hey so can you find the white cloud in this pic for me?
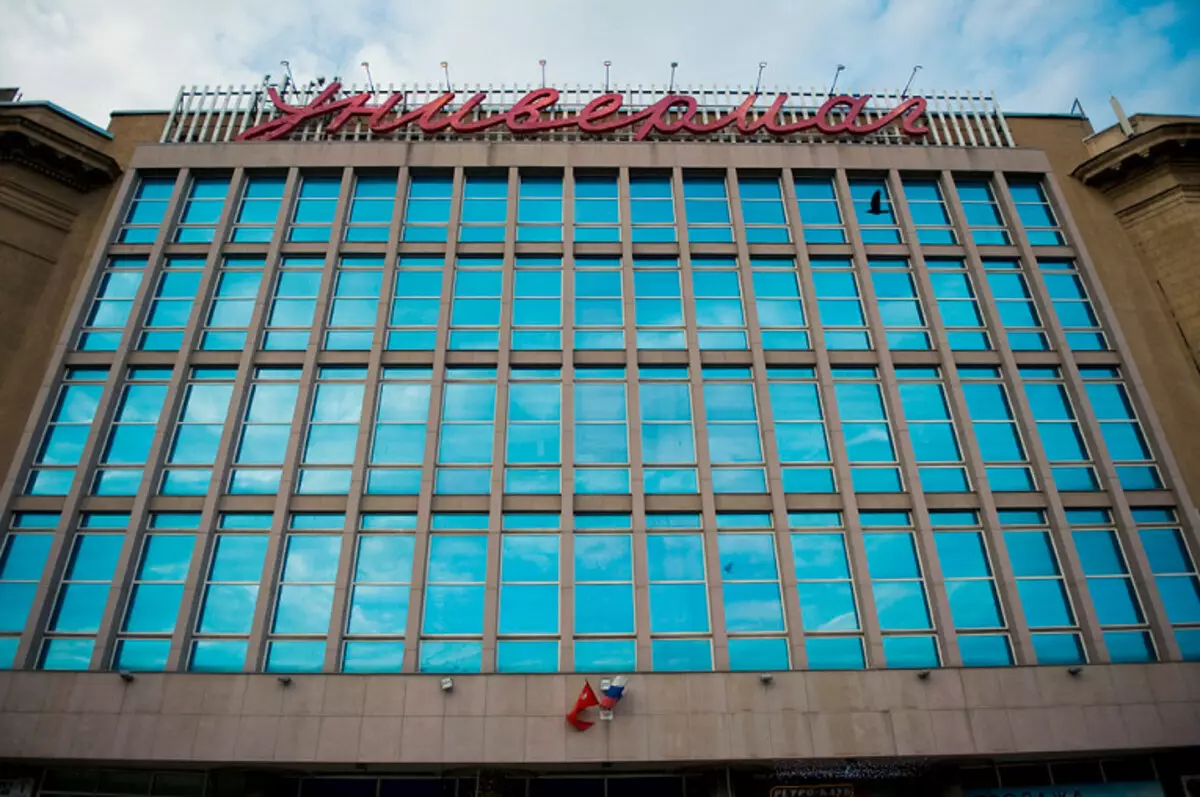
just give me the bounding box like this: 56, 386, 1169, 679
1, 0, 1196, 130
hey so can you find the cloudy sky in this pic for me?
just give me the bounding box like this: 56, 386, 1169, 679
3, 0, 1197, 131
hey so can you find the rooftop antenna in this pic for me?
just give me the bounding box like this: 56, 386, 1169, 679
539, 59, 547, 88
1110, 95, 1134, 137
827, 64, 845, 98
1069, 97, 1086, 117
668, 61, 679, 93
361, 62, 376, 95
900, 65, 922, 99
604, 60, 612, 92
440, 61, 452, 93
280, 60, 295, 97
754, 61, 767, 94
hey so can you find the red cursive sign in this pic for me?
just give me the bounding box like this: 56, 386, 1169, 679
237, 83, 929, 142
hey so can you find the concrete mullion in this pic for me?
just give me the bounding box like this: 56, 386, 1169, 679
322, 166, 408, 673
0, 168, 139, 507
559, 168, 576, 672
243, 166, 355, 672
780, 169, 884, 667
886, 170, 1035, 665
993, 171, 1179, 661
674, 167, 730, 672
480, 166, 519, 673
726, 167, 807, 669
940, 169, 1107, 662
167, 168, 301, 672
833, 169, 962, 667
14, 169, 190, 670
1035, 175, 1200, 558
618, 167, 652, 671
91, 166, 249, 671
402, 166, 465, 673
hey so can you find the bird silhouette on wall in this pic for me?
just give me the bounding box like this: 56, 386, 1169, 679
868, 190, 885, 215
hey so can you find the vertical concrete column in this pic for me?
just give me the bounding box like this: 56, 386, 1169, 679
780, 169, 884, 667
886, 169, 1035, 664
559, 167, 577, 673
940, 169, 1106, 662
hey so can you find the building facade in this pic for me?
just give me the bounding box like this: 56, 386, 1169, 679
0, 83, 1198, 796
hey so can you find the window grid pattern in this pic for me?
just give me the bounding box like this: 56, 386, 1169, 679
930, 511, 1012, 667
498, 530, 561, 672
629, 174, 676, 243
516, 174, 562, 242
449, 256, 503, 351
325, 256, 384, 351
717, 514, 789, 671
343, 522, 414, 673
114, 514, 198, 671
1020, 366, 1099, 492
1008, 180, 1064, 246
647, 516, 712, 671
848, 178, 902, 244
388, 255, 444, 351
435, 368, 497, 495
200, 257, 265, 351
139, 256, 204, 352
573, 368, 630, 495
902, 178, 957, 245
958, 366, 1036, 492
420, 534, 488, 673
573, 257, 624, 350
634, 257, 685, 350
0, 513, 57, 667
288, 175, 341, 243
1000, 509, 1085, 665
264, 256, 323, 351
811, 258, 869, 350
505, 368, 562, 495
750, 258, 808, 351
26, 367, 110, 497
174, 175, 230, 243
402, 172, 453, 242
1068, 509, 1155, 662
702, 368, 765, 494
512, 257, 562, 350
861, 511, 939, 668
767, 368, 834, 494
117, 176, 175, 244
190, 513, 272, 672
459, 173, 508, 243
230, 175, 285, 243
1038, 258, 1108, 351
956, 179, 1010, 245
574, 173, 619, 242
895, 367, 969, 493
93, 367, 171, 497
738, 176, 790, 243
983, 258, 1050, 352
1079, 367, 1162, 491
927, 258, 990, 351
683, 174, 733, 243
868, 257, 930, 350
299, 367, 367, 495
161, 368, 236, 497
345, 174, 396, 243
789, 512, 865, 669
793, 175, 846, 243
640, 368, 698, 495
573, 514, 635, 671
78, 256, 146, 352
266, 516, 345, 672
367, 368, 432, 496
230, 367, 302, 495
833, 367, 901, 493
1134, 508, 1200, 660
692, 257, 747, 350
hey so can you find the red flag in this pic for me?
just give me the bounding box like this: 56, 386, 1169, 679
566, 680, 600, 731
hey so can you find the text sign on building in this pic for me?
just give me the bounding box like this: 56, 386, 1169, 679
964, 782, 1165, 797
770, 786, 855, 797
236, 83, 930, 142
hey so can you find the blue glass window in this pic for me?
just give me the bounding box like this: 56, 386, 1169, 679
345, 173, 396, 242
1079, 367, 1161, 491
139, 256, 204, 351
288, 174, 341, 242
517, 173, 562, 242
436, 367, 496, 495
116, 532, 195, 671
498, 534, 560, 672
402, 172, 453, 242
629, 173, 676, 242
574, 367, 629, 495
93, 367, 171, 496
513, 256, 562, 350
869, 258, 930, 350
751, 258, 809, 350
1068, 509, 1154, 662
1037, 260, 1107, 351
902, 178, 956, 245
959, 366, 1035, 491
325, 255, 383, 351
343, 530, 414, 672
955, 179, 1010, 245
263, 256, 323, 351
1008, 180, 1064, 246
849, 178, 902, 244
862, 513, 936, 667
118, 175, 175, 244
0, 516, 56, 664
200, 257, 265, 351
634, 256, 685, 349
367, 367, 431, 496
719, 528, 787, 670
230, 174, 285, 243
574, 173, 619, 242
229, 367, 301, 495
647, 532, 711, 670
983, 259, 1050, 351
299, 367, 366, 495
161, 367, 236, 496
190, 518, 271, 671
78, 256, 145, 351
388, 255, 444, 350
573, 256, 624, 350
1020, 367, 1098, 492
812, 258, 870, 350
931, 511, 1011, 666
692, 257, 747, 350
833, 367, 901, 493
449, 255, 502, 350
683, 174, 733, 243
927, 258, 990, 351
574, 528, 634, 670
27, 367, 109, 496
738, 175, 790, 243
1000, 509, 1085, 664
702, 368, 765, 494
460, 173, 508, 243
421, 535, 487, 672
41, 532, 125, 669
1134, 508, 1200, 660
793, 175, 845, 243
266, 534, 341, 671
175, 174, 230, 243
895, 367, 968, 493
640, 368, 697, 495
767, 368, 833, 493
789, 512, 864, 669
505, 370, 561, 494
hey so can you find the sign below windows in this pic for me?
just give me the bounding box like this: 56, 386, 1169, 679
236, 83, 930, 143
770, 787, 854, 797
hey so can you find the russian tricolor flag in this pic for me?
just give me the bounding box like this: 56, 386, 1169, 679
598, 675, 627, 709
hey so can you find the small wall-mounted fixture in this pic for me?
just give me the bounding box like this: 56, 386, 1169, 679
440, 676, 454, 692
277, 676, 293, 686
916, 670, 931, 680
759, 672, 774, 685
1067, 666, 1083, 676
118, 671, 135, 683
